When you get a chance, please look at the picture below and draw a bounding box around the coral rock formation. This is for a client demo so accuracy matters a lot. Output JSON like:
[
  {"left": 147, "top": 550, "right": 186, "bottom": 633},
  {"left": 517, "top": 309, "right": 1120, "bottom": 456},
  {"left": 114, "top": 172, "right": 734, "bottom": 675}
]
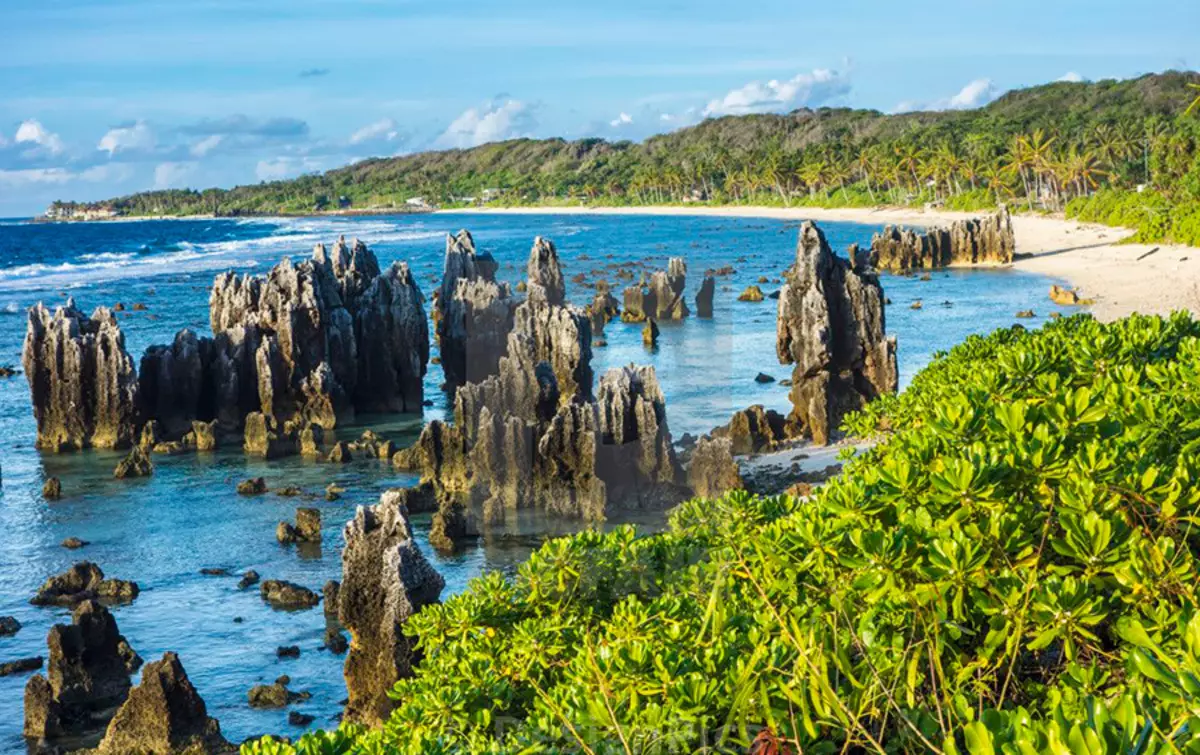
[
  {"left": 22, "top": 301, "right": 138, "bottom": 451},
  {"left": 868, "top": 207, "right": 1015, "bottom": 271},
  {"left": 340, "top": 490, "right": 445, "bottom": 726},
  {"left": 777, "top": 222, "right": 898, "bottom": 444}
]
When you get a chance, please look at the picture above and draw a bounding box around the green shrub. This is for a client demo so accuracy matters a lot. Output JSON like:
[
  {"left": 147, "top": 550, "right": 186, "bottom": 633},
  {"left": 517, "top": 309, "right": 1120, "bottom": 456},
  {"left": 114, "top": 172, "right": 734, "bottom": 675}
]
[{"left": 253, "top": 313, "right": 1200, "bottom": 754}]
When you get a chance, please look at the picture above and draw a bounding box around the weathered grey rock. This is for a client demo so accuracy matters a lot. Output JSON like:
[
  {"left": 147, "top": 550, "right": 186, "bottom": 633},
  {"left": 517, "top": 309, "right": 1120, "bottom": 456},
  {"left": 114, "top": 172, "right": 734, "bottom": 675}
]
[
  {"left": 428, "top": 495, "right": 471, "bottom": 553},
  {"left": 340, "top": 490, "right": 444, "bottom": 726},
  {"left": 138, "top": 329, "right": 207, "bottom": 439},
  {"left": 61, "top": 537, "right": 89, "bottom": 549},
  {"left": 114, "top": 446, "right": 153, "bottom": 479},
  {"left": 527, "top": 236, "right": 566, "bottom": 306},
  {"left": 352, "top": 261, "right": 429, "bottom": 413},
  {"left": 621, "top": 283, "right": 652, "bottom": 323},
  {"left": 594, "top": 365, "right": 685, "bottom": 508},
  {"left": 323, "top": 580, "right": 340, "bottom": 620},
  {"left": 42, "top": 477, "right": 62, "bottom": 500},
  {"left": 713, "top": 405, "right": 790, "bottom": 455},
  {"left": 328, "top": 440, "right": 353, "bottom": 463},
  {"left": 649, "top": 258, "right": 688, "bottom": 319},
  {"left": 686, "top": 437, "right": 744, "bottom": 499},
  {"left": 236, "top": 571, "right": 259, "bottom": 590},
  {"left": 191, "top": 420, "right": 218, "bottom": 451},
  {"left": 236, "top": 477, "right": 267, "bottom": 495},
  {"left": 868, "top": 207, "right": 1014, "bottom": 271},
  {"left": 92, "top": 652, "right": 232, "bottom": 754},
  {"left": 243, "top": 412, "right": 299, "bottom": 459},
  {"left": 695, "top": 275, "right": 716, "bottom": 318},
  {"left": 777, "top": 222, "right": 898, "bottom": 444},
  {"left": 31, "top": 562, "right": 139, "bottom": 607},
  {"left": 738, "top": 285, "right": 765, "bottom": 302},
  {"left": 277, "top": 508, "right": 322, "bottom": 544},
  {"left": 642, "top": 319, "right": 659, "bottom": 348},
  {"left": 23, "top": 600, "right": 136, "bottom": 739},
  {"left": 0, "top": 615, "right": 20, "bottom": 636},
  {"left": 247, "top": 676, "right": 308, "bottom": 709},
  {"left": 22, "top": 301, "right": 139, "bottom": 451},
  {"left": 260, "top": 580, "right": 319, "bottom": 611}
]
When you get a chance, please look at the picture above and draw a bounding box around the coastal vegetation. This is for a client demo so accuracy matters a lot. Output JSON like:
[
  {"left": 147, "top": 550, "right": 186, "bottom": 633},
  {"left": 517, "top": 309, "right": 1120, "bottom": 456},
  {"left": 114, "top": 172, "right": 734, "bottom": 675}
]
[
  {"left": 53, "top": 71, "right": 1200, "bottom": 246},
  {"left": 240, "top": 311, "right": 1200, "bottom": 753}
]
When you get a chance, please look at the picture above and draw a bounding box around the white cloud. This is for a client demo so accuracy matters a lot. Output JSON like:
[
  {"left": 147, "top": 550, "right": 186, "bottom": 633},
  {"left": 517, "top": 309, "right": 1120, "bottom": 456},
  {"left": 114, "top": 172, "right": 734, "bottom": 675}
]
[
  {"left": 349, "top": 118, "right": 401, "bottom": 145},
  {"left": 1058, "top": 71, "right": 1086, "bottom": 83},
  {"left": 97, "top": 121, "right": 155, "bottom": 156},
  {"left": 435, "top": 99, "right": 536, "bottom": 149},
  {"left": 14, "top": 119, "right": 65, "bottom": 155},
  {"left": 610, "top": 112, "right": 633, "bottom": 128},
  {"left": 702, "top": 68, "right": 850, "bottom": 117},
  {"left": 894, "top": 78, "right": 1002, "bottom": 113},
  {"left": 154, "top": 161, "right": 197, "bottom": 189},
  {"left": 190, "top": 134, "right": 224, "bottom": 157},
  {"left": 255, "top": 156, "right": 322, "bottom": 182},
  {"left": 0, "top": 164, "right": 130, "bottom": 187}
]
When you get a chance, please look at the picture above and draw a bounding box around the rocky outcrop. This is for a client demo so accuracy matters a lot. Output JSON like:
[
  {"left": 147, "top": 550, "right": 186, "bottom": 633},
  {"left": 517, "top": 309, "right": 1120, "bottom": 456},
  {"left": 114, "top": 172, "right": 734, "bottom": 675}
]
[
  {"left": 92, "top": 652, "right": 232, "bottom": 754},
  {"left": 868, "top": 208, "right": 1015, "bottom": 271},
  {"left": 0, "top": 615, "right": 20, "bottom": 636},
  {"left": 435, "top": 230, "right": 512, "bottom": 391},
  {"left": 43, "top": 477, "right": 62, "bottom": 499},
  {"left": 686, "top": 437, "right": 744, "bottom": 498},
  {"left": 695, "top": 275, "right": 715, "bottom": 318},
  {"left": 24, "top": 238, "right": 429, "bottom": 456},
  {"left": 621, "top": 282, "right": 652, "bottom": 323},
  {"left": 277, "top": 508, "right": 321, "bottom": 544},
  {"left": 23, "top": 601, "right": 137, "bottom": 740},
  {"left": 113, "top": 446, "right": 153, "bottom": 478},
  {"left": 712, "top": 405, "right": 790, "bottom": 455},
  {"left": 260, "top": 580, "right": 319, "bottom": 610},
  {"left": 649, "top": 258, "right": 689, "bottom": 319},
  {"left": 31, "top": 563, "right": 139, "bottom": 607},
  {"left": 527, "top": 237, "right": 566, "bottom": 305},
  {"left": 340, "top": 490, "right": 445, "bottom": 726},
  {"left": 594, "top": 365, "right": 684, "bottom": 507},
  {"left": 777, "top": 222, "right": 898, "bottom": 444},
  {"left": 22, "top": 301, "right": 139, "bottom": 451}
]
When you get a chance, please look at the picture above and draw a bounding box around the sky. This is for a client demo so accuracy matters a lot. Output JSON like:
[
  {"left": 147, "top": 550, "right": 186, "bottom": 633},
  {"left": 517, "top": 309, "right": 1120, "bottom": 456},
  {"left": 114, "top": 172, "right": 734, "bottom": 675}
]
[{"left": 0, "top": 0, "right": 1196, "bottom": 216}]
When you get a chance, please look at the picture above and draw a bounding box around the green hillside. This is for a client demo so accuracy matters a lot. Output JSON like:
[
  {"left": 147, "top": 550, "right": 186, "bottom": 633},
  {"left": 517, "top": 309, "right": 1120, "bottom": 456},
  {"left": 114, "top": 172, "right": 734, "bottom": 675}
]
[{"left": 54, "top": 71, "right": 1200, "bottom": 244}]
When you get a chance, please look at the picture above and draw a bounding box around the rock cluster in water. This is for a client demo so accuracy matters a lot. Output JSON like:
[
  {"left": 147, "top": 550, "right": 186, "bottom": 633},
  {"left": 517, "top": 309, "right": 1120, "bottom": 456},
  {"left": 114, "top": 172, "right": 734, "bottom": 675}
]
[
  {"left": 22, "top": 237, "right": 429, "bottom": 453},
  {"left": 621, "top": 257, "right": 689, "bottom": 322},
  {"left": 777, "top": 222, "right": 898, "bottom": 444},
  {"left": 867, "top": 207, "right": 1015, "bottom": 271},
  {"left": 23, "top": 600, "right": 142, "bottom": 741},
  {"left": 399, "top": 238, "right": 687, "bottom": 523},
  {"left": 339, "top": 489, "right": 445, "bottom": 726}
]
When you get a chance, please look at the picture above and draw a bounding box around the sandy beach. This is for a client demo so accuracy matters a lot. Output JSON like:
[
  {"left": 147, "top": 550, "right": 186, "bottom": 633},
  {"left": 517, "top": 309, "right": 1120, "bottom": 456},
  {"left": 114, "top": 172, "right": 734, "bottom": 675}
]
[{"left": 449, "top": 205, "right": 1200, "bottom": 321}]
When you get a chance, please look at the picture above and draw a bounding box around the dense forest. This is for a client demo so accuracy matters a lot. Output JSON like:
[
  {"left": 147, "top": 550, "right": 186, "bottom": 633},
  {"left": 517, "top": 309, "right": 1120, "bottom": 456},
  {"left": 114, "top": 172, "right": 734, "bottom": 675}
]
[{"left": 54, "top": 71, "right": 1200, "bottom": 245}]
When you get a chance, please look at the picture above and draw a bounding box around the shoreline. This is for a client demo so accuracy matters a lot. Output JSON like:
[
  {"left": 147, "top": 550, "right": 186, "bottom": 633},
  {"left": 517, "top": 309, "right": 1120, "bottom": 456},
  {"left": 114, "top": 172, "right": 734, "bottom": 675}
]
[{"left": 444, "top": 205, "right": 1200, "bottom": 321}]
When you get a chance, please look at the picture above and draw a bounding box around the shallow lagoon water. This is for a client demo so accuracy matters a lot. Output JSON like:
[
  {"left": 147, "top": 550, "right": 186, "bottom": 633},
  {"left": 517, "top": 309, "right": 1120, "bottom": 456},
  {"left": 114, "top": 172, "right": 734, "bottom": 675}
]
[{"left": 0, "top": 212, "right": 1075, "bottom": 748}]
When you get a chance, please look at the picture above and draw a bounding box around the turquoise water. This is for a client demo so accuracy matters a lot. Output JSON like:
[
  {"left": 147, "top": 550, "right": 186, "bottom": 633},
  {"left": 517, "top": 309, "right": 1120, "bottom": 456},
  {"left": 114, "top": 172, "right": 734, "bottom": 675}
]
[{"left": 0, "top": 212, "right": 1076, "bottom": 748}]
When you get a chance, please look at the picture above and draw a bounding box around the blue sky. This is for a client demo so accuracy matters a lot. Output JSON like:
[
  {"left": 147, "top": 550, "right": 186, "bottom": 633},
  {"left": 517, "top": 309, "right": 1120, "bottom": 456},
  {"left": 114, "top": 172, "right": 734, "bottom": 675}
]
[{"left": 0, "top": 0, "right": 1195, "bottom": 215}]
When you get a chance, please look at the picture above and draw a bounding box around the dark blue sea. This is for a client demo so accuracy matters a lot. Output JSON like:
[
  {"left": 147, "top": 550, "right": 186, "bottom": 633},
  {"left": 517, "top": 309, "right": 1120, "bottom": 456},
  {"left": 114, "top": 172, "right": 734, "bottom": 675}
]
[{"left": 0, "top": 212, "right": 1074, "bottom": 748}]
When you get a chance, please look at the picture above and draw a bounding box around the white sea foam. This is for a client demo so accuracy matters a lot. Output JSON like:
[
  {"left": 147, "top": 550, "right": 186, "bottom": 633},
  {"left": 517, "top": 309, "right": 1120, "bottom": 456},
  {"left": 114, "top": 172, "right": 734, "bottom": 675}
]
[{"left": 0, "top": 217, "right": 444, "bottom": 292}]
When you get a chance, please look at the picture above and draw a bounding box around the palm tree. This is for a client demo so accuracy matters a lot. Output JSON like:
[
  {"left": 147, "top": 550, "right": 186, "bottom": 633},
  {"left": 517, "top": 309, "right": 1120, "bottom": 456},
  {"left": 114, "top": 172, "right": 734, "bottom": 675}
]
[
  {"left": 1187, "top": 83, "right": 1200, "bottom": 116},
  {"left": 1060, "top": 146, "right": 1109, "bottom": 199}
]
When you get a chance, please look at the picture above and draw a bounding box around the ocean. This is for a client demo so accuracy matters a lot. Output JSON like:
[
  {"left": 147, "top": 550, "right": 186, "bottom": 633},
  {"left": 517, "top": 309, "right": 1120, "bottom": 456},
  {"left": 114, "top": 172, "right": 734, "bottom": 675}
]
[{"left": 0, "top": 212, "right": 1074, "bottom": 748}]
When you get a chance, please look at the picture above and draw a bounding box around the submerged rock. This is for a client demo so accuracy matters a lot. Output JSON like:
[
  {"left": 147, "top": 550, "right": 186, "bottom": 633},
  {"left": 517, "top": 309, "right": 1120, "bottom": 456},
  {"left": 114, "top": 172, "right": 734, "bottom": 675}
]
[
  {"left": 260, "top": 580, "right": 319, "bottom": 611},
  {"left": 340, "top": 489, "right": 445, "bottom": 726},
  {"left": 23, "top": 600, "right": 136, "bottom": 740},
  {"left": 0, "top": 615, "right": 20, "bottom": 636},
  {"left": 0, "top": 657, "right": 42, "bottom": 677},
  {"left": 777, "top": 222, "right": 898, "bottom": 444},
  {"left": 738, "top": 285, "right": 764, "bottom": 302},
  {"left": 236, "top": 571, "right": 260, "bottom": 590},
  {"left": 868, "top": 207, "right": 1015, "bottom": 271},
  {"left": 22, "top": 301, "right": 139, "bottom": 451},
  {"left": 31, "top": 562, "right": 139, "bottom": 607},
  {"left": 92, "top": 652, "right": 232, "bottom": 754},
  {"left": 277, "top": 508, "right": 322, "bottom": 544},
  {"left": 247, "top": 676, "right": 308, "bottom": 709},
  {"left": 61, "top": 537, "right": 89, "bottom": 550},
  {"left": 236, "top": 477, "right": 268, "bottom": 495},
  {"left": 113, "top": 446, "right": 153, "bottom": 478},
  {"left": 42, "top": 477, "right": 61, "bottom": 500}
]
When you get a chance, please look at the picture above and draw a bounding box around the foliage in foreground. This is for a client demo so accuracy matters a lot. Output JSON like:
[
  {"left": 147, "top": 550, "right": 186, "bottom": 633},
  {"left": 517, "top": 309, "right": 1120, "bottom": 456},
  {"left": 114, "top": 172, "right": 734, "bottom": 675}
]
[{"left": 246, "top": 313, "right": 1200, "bottom": 754}]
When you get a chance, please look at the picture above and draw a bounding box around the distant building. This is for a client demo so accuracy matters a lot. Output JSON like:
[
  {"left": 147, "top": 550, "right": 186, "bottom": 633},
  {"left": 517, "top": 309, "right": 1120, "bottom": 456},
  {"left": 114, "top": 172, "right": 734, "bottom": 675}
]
[
  {"left": 338, "top": 195, "right": 352, "bottom": 209},
  {"left": 405, "top": 196, "right": 432, "bottom": 209},
  {"left": 480, "top": 188, "right": 502, "bottom": 203}
]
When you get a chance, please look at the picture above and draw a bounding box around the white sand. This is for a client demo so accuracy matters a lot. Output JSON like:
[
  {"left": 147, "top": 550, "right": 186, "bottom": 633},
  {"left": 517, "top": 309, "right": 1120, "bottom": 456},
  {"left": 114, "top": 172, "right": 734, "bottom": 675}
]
[{"left": 447, "top": 205, "right": 1200, "bottom": 320}]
